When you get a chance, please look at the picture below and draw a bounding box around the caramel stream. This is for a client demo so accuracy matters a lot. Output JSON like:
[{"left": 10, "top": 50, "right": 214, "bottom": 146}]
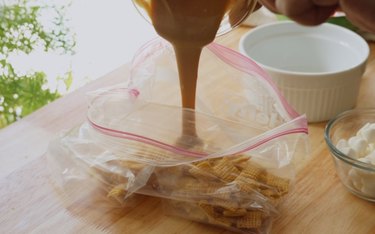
[{"left": 136, "top": 0, "right": 256, "bottom": 145}]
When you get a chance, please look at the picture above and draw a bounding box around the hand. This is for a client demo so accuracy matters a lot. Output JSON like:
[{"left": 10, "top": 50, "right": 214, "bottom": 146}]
[{"left": 258, "top": 0, "right": 375, "bottom": 33}]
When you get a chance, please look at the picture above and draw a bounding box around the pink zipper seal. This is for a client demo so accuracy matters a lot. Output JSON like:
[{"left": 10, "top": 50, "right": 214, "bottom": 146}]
[{"left": 207, "top": 43, "right": 300, "bottom": 120}]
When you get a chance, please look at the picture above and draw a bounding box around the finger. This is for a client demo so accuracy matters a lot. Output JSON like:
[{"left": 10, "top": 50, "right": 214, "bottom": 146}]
[
  {"left": 253, "top": 3, "right": 262, "bottom": 12},
  {"left": 312, "top": 0, "right": 339, "bottom": 6},
  {"left": 340, "top": 0, "right": 375, "bottom": 33},
  {"left": 275, "top": 0, "right": 338, "bottom": 25},
  {"left": 258, "top": 0, "right": 279, "bottom": 13}
]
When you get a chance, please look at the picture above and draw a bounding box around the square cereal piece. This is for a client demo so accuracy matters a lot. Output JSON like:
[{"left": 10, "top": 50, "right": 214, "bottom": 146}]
[
  {"left": 212, "top": 160, "right": 241, "bottom": 182},
  {"left": 230, "top": 154, "right": 251, "bottom": 164},
  {"left": 241, "top": 163, "right": 265, "bottom": 180},
  {"left": 107, "top": 184, "right": 127, "bottom": 200},
  {"left": 236, "top": 211, "right": 263, "bottom": 229},
  {"left": 262, "top": 173, "right": 290, "bottom": 194},
  {"left": 188, "top": 165, "right": 217, "bottom": 181},
  {"left": 211, "top": 199, "right": 240, "bottom": 211},
  {"left": 235, "top": 172, "right": 260, "bottom": 193},
  {"left": 222, "top": 208, "right": 248, "bottom": 217}
]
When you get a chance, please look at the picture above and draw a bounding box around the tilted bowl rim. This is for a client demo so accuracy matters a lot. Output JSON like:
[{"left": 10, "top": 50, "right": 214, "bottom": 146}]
[{"left": 239, "top": 21, "right": 370, "bottom": 76}]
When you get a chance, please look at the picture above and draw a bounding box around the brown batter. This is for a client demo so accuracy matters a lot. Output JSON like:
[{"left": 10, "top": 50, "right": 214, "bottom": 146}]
[{"left": 134, "top": 0, "right": 256, "bottom": 145}]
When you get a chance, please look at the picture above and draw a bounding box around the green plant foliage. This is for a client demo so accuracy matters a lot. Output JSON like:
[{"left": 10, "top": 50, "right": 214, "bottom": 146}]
[{"left": 0, "top": 0, "right": 75, "bottom": 128}]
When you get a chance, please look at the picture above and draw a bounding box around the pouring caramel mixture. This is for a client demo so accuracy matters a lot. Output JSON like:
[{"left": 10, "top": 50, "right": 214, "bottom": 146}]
[{"left": 134, "top": 0, "right": 257, "bottom": 144}]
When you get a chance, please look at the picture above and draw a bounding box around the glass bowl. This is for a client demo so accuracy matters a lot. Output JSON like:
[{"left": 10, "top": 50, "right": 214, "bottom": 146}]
[
  {"left": 325, "top": 109, "right": 375, "bottom": 202},
  {"left": 132, "top": 0, "right": 259, "bottom": 37}
]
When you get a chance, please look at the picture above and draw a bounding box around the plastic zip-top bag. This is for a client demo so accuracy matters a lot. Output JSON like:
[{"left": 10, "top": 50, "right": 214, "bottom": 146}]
[{"left": 48, "top": 38, "right": 308, "bottom": 234}]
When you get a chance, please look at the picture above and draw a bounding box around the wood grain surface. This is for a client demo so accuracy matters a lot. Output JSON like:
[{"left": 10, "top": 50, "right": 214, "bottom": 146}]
[{"left": 1, "top": 26, "right": 375, "bottom": 234}]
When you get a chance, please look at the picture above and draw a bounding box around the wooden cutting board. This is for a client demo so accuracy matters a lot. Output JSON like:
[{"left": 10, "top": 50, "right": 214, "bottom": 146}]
[{"left": 1, "top": 27, "right": 375, "bottom": 234}]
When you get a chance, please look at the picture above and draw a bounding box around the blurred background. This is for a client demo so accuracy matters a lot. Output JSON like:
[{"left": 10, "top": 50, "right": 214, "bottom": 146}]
[{"left": 0, "top": 0, "right": 156, "bottom": 128}]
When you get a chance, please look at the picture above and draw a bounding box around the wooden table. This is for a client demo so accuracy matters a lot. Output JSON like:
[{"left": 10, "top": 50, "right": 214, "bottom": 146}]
[{"left": 1, "top": 26, "right": 374, "bottom": 234}]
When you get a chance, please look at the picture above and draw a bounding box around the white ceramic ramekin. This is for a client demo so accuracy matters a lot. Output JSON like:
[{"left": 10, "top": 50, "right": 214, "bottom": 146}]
[{"left": 239, "top": 21, "right": 369, "bottom": 122}]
